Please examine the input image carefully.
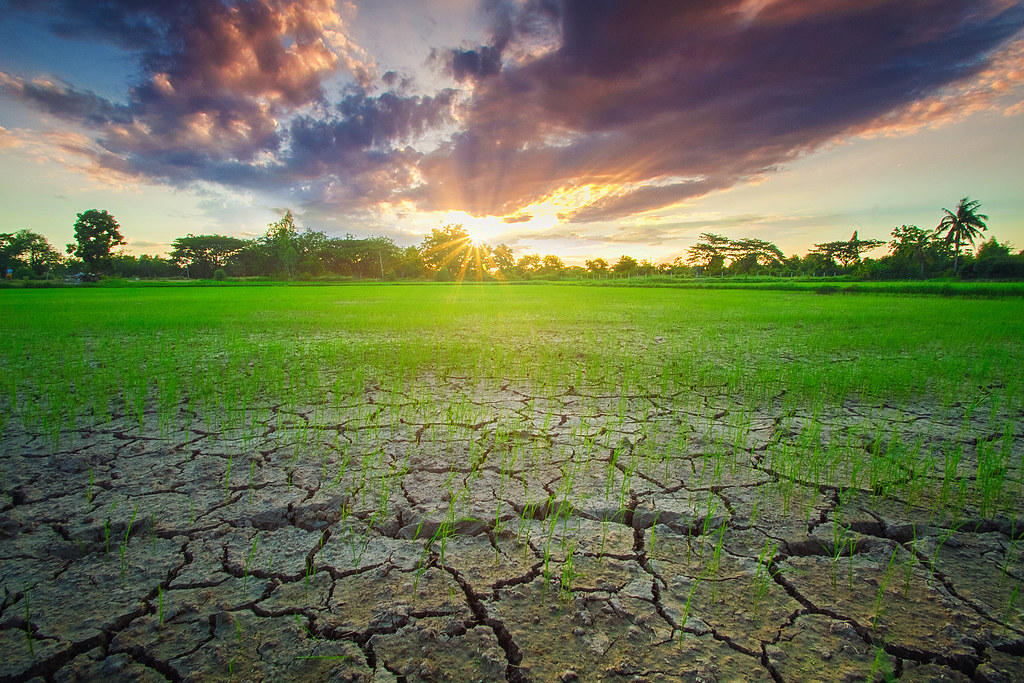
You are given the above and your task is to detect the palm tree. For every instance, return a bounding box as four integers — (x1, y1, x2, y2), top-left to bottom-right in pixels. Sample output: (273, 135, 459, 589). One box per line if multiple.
(936, 197, 988, 276)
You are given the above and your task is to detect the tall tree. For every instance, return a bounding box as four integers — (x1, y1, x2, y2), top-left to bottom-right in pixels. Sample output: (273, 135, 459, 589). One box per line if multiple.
(540, 254, 565, 276)
(936, 197, 988, 276)
(170, 234, 248, 278)
(266, 210, 300, 278)
(889, 225, 943, 278)
(491, 243, 515, 274)
(728, 238, 784, 273)
(516, 253, 541, 274)
(685, 233, 731, 272)
(1, 229, 62, 278)
(612, 254, 638, 273)
(810, 231, 883, 270)
(585, 257, 609, 274)
(67, 209, 125, 276)
(419, 224, 473, 273)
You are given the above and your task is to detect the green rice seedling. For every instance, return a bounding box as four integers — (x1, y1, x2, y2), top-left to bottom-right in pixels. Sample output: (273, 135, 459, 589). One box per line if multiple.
(677, 574, 703, 644)
(85, 466, 94, 505)
(872, 547, 900, 629)
(120, 504, 139, 586)
(224, 451, 234, 503)
(158, 585, 165, 628)
(699, 494, 719, 556)
(869, 645, 894, 682)
(929, 521, 964, 583)
(751, 540, 777, 614)
(304, 558, 315, 603)
(648, 512, 660, 561)
(829, 491, 854, 591)
(560, 541, 577, 597)
(1004, 584, 1019, 627)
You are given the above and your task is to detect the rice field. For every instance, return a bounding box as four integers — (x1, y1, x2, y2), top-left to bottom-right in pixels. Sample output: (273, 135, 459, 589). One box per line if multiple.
(1, 284, 1022, 682)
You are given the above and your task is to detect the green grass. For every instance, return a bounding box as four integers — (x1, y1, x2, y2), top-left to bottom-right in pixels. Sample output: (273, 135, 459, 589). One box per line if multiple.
(2, 283, 1022, 524)
(3, 283, 1020, 405)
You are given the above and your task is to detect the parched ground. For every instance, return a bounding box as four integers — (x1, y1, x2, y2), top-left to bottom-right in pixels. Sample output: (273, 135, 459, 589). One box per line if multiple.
(1, 377, 1022, 682)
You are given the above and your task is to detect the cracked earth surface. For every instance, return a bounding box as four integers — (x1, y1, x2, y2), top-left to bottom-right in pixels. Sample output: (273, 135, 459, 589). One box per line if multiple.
(1, 378, 1022, 682)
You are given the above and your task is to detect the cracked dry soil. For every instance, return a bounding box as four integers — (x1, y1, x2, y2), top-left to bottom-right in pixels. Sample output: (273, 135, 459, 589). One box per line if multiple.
(1, 378, 1022, 683)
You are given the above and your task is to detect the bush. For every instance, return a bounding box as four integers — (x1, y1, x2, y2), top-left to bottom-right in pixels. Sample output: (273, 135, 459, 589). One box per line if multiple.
(435, 266, 452, 282)
(213, 268, 227, 281)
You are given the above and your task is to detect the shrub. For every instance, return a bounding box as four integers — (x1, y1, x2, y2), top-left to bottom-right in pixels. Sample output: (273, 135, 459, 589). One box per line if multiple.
(214, 269, 227, 281)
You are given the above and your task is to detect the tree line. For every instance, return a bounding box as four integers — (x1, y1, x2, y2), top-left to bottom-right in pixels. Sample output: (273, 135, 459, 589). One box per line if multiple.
(3, 197, 1022, 283)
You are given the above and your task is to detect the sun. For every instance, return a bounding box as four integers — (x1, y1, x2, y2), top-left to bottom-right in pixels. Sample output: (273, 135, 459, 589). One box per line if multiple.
(441, 211, 504, 244)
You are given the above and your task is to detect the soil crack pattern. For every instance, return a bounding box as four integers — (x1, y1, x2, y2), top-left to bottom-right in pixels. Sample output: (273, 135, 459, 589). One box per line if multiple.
(2, 370, 1022, 682)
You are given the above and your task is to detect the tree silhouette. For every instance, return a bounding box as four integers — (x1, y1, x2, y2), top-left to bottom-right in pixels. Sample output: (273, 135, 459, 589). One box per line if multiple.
(685, 233, 730, 272)
(889, 225, 941, 278)
(936, 197, 987, 276)
(67, 209, 125, 277)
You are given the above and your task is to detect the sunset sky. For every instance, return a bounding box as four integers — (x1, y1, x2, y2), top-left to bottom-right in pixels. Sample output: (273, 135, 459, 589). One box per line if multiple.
(1, 0, 1022, 265)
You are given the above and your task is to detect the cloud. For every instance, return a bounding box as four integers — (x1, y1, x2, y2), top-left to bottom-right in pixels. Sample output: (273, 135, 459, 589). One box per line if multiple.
(1, 0, 381, 182)
(415, 0, 1024, 220)
(0, 126, 21, 150)
(0, 73, 132, 127)
(854, 37, 1024, 138)
(2, 0, 1022, 227)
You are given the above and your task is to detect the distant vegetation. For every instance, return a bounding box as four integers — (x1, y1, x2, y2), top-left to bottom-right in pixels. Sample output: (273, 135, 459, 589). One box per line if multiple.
(2, 197, 1023, 284)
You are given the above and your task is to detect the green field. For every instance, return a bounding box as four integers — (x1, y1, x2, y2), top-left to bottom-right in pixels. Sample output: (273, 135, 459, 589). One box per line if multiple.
(2, 284, 1023, 681)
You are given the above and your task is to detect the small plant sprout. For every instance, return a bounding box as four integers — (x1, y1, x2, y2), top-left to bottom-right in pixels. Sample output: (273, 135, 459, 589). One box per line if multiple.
(869, 645, 894, 682)
(560, 541, 577, 597)
(295, 613, 317, 640)
(1004, 584, 1020, 626)
(829, 517, 852, 591)
(224, 452, 233, 503)
(120, 504, 139, 586)
(678, 574, 703, 645)
(752, 540, 777, 614)
(85, 466, 94, 504)
(872, 547, 900, 630)
(104, 501, 118, 556)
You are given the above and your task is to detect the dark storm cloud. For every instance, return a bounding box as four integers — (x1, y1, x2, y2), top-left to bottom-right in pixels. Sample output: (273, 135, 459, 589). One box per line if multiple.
(286, 90, 455, 176)
(1, 0, 1021, 222)
(0, 74, 132, 127)
(0, 0, 393, 192)
(564, 179, 729, 223)
(441, 0, 559, 82)
(418, 0, 1024, 219)
(450, 46, 504, 82)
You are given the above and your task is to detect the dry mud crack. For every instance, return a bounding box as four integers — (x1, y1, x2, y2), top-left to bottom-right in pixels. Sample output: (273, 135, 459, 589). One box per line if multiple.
(1, 380, 1022, 682)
